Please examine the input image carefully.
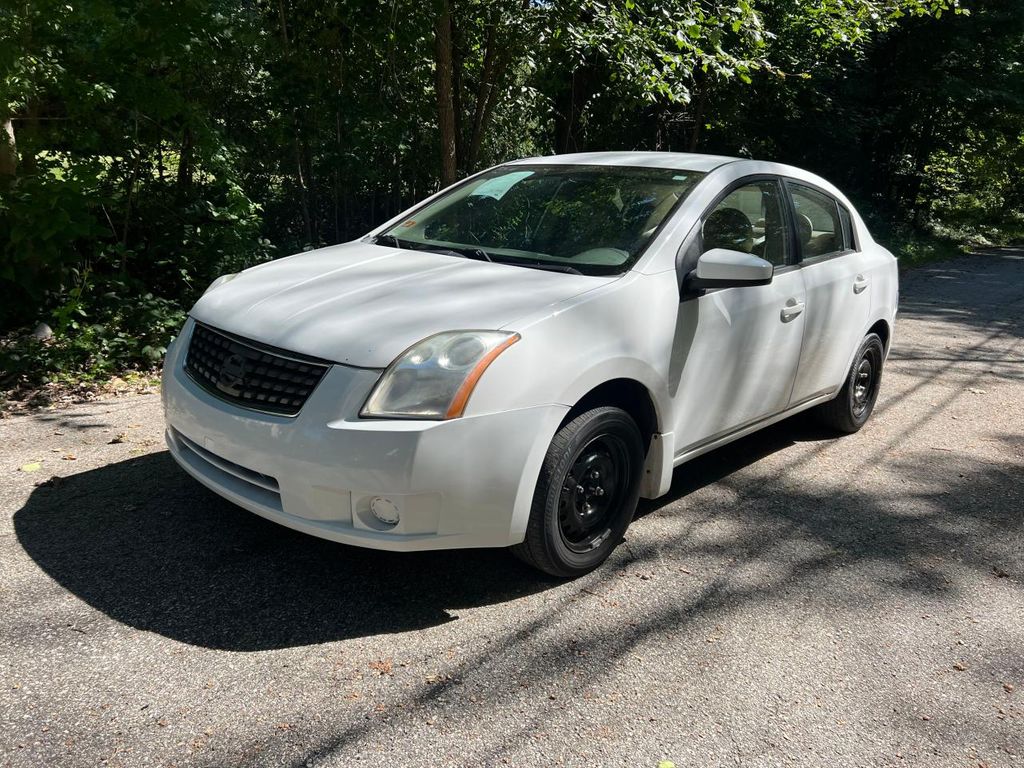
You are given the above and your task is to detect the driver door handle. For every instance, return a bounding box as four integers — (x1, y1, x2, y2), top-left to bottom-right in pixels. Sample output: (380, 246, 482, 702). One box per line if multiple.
(780, 299, 805, 322)
(853, 274, 869, 294)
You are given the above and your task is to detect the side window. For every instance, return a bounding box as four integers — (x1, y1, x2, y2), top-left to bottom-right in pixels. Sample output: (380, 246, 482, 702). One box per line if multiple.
(701, 180, 790, 267)
(788, 183, 843, 259)
(837, 203, 856, 251)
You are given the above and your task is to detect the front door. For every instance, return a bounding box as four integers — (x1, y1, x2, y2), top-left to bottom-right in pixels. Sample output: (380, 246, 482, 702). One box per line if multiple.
(670, 178, 806, 455)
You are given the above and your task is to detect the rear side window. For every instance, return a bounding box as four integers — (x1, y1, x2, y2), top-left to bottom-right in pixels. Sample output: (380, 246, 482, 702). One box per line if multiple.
(837, 203, 857, 251)
(788, 183, 843, 259)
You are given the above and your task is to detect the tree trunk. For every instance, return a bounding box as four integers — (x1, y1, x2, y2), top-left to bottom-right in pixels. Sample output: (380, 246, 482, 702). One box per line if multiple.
(466, 19, 500, 172)
(177, 126, 193, 192)
(687, 80, 707, 152)
(277, 0, 314, 242)
(0, 117, 16, 177)
(434, 0, 458, 186)
(333, 109, 342, 242)
(465, 0, 528, 171)
(554, 65, 595, 154)
(293, 134, 314, 244)
(451, 16, 466, 173)
(907, 114, 939, 226)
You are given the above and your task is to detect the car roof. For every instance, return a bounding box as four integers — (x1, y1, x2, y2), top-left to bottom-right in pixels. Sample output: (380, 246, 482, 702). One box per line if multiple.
(508, 151, 739, 174)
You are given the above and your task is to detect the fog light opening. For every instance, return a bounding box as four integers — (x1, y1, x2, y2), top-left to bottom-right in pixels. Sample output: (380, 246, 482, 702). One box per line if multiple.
(370, 496, 401, 526)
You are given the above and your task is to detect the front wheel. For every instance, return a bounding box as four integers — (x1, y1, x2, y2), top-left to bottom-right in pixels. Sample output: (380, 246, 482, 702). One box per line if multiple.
(815, 332, 885, 433)
(512, 407, 645, 578)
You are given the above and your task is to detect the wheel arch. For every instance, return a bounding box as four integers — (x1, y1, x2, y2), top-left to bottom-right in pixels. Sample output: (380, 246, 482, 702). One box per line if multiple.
(867, 318, 890, 351)
(561, 378, 657, 436)
(836, 315, 892, 389)
(558, 373, 673, 500)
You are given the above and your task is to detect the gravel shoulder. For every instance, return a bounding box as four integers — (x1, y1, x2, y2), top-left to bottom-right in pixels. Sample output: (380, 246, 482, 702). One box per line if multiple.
(2, 249, 1023, 768)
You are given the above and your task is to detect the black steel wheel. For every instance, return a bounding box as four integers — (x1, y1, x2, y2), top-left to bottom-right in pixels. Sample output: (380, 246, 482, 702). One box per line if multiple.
(815, 332, 885, 433)
(557, 433, 631, 554)
(513, 407, 644, 578)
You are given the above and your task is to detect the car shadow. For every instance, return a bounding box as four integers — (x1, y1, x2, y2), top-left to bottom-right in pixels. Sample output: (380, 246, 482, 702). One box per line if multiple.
(12, 450, 556, 651)
(12, 412, 834, 652)
(635, 410, 835, 517)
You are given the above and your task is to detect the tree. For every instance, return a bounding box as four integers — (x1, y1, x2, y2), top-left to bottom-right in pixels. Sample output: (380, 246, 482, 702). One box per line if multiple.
(2, 0, 1019, 388)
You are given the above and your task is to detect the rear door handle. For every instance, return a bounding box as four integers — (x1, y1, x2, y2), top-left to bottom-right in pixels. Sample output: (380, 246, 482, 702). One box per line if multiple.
(780, 299, 805, 322)
(853, 274, 869, 294)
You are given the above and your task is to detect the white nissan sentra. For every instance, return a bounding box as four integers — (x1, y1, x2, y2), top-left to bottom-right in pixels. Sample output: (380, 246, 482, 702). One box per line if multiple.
(163, 152, 897, 577)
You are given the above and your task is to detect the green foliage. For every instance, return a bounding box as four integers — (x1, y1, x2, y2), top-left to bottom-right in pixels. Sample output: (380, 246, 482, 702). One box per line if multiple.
(1, 273, 186, 387)
(878, 225, 965, 269)
(0, 0, 1020, 390)
(0, 163, 104, 310)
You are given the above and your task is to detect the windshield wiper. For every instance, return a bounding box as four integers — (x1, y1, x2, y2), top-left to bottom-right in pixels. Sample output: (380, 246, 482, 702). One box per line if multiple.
(433, 247, 583, 273)
(373, 236, 581, 274)
(377, 237, 494, 263)
(497, 259, 584, 275)
(428, 244, 494, 262)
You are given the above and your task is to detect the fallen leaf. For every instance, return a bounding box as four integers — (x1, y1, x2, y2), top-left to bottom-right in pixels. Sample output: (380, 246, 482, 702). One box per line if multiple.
(62, 454, 77, 461)
(369, 659, 393, 676)
(109, 433, 128, 444)
(19, 462, 42, 472)
(1004, 683, 1015, 693)
(953, 662, 967, 671)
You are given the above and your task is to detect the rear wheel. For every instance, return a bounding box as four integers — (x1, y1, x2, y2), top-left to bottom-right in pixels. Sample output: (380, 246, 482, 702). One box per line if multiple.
(512, 407, 644, 578)
(815, 332, 885, 433)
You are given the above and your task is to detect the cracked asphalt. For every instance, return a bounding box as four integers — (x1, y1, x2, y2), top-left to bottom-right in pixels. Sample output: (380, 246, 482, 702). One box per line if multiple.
(2, 249, 1023, 768)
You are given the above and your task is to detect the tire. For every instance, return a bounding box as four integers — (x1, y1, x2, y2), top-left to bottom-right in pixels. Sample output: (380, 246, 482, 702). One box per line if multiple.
(815, 332, 885, 434)
(512, 406, 645, 578)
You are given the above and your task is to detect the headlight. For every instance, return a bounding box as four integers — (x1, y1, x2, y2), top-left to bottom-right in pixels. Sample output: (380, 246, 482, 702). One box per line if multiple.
(204, 273, 239, 294)
(361, 330, 520, 419)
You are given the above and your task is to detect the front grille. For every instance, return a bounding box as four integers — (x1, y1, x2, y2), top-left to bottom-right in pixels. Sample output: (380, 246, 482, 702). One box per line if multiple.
(184, 322, 330, 415)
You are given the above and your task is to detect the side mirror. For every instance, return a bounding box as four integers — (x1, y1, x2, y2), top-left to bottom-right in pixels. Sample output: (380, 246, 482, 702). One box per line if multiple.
(685, 248, 774, 291)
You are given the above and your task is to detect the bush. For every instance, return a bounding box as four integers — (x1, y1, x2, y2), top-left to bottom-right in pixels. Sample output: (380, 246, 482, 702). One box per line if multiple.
(0, 274, 187, 390)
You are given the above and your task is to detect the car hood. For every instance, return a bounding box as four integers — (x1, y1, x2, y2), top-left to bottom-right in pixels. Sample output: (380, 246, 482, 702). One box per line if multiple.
(190, 242, 609, 368)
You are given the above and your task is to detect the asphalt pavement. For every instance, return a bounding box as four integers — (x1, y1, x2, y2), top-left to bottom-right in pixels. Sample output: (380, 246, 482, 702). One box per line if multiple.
(2, 249, 1022, 767)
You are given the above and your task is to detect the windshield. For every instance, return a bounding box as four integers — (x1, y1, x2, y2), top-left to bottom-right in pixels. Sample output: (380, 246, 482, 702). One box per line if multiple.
(377, 164, 706, 275)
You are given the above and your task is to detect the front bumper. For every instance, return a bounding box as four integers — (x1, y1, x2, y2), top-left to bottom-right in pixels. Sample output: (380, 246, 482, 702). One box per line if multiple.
(162, 319, 567, 551)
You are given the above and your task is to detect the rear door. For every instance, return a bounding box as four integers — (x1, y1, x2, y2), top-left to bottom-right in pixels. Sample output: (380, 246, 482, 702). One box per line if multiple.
(785, 181, 872, 403)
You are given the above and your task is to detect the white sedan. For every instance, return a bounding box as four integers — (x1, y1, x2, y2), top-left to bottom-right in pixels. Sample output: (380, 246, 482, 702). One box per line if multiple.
(163, 152, 897, 577)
